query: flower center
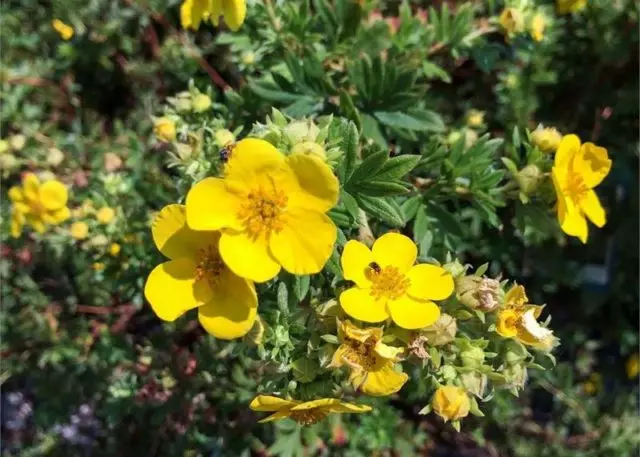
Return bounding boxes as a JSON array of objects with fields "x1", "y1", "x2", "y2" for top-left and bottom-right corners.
[
  {"x1": 344, "y1": 339, "x2": 378, "y2": 370},
  {"x1": 565, "y1": 170, "x2": 589, "y2": 202},
  {"x1": 289, "y1": 408, "x2": 328, "y2": 426},
  {"x1": 194, "y1": 246, "x2": 225, "y2": 284},
  {"x1": 237, "y1": 187, "x2": 288, "y2": 239},
  {"x1": 366, "y1": 264, "x2": 410, "y2": 301}
]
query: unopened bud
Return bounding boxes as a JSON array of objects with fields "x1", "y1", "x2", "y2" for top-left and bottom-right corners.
[
  {"x1": 214, "y1": 129, "x2": 235, "y2": 147},
  {"x1": 530, "y1": 126, "x2": 561, "y2": 153},
  {"x1": 422, "y1": 313, "x2": 457, "y2": 346},
  {"x1": 515, "y1": 164, "x2": 542, "y2": 195},
  {"x1": 192, "y1": 93, "x2": 212, "y2": 113},
  {"x1": 291, "y1": 141, "x2": 326, "y2": 159},
  {"x1": 460, "y1": 346, "x2": 485, "y2": 369},
  {"x1": 284, "y1": 120, "x2": 319, "y2": 144}
]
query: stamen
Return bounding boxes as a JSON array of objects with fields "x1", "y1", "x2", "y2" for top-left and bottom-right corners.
[
  {"x1": 237, "y1": 187, "x2": 288, "y2": 239},
  {"x1": 367, "y1": 265, "x2": 410, "y2": 301},
  {"x1": 343, "y1": 339, "x2": 378, "y2": 370},
  {"x1": 194, "y1": 246, "x2": 225, "y2": 285},
  {"x1": 289, "y1": 408, "x2": 328, "y2": 425},
  {"x1": 565, "y1": 171, "x2": 589, "y2": 202}
]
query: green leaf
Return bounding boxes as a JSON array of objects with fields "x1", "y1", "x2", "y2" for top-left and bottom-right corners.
[
  {"x1": 374, "y1": 155, "x2": 421, "y2": 181},
  {"x1": 340, "y1": 190, "x2": 359, "y2": 220},
  {"x1": 293, "y1": 275, "x2": 310, "y2": 302},
  {"x1": 374, "y1": 111, "x2": 434, "y2": 131},
  {"x1": 422, "y1": 61, "x2": 451, "y2": 83},
  {"x1": 401, "y1": 196, "x2": 422, "y2": 222},
  {"x1": 291, "y1": 358, "x2": 320, "y2": 383},
  {"x1": 352, "y1": 180, "x2": 410, "y2": 197},
  {"x1": 248, "y1": 81, "x2": 301, "y2": 103},
  {"x1": 339, "y1": 120, "x2": 359, "y2": 182},
  {"x1": 338, "y1": 89, "x2": 361, "y2": 131},
  {"x1": 277, "y1": 282, "x2": 289, "y2": 315},
  {"x1": 347, "y1": 150, "x2": 388, "y2": 186},
  {"x1": 355, "y1": 195, "x2": 404, "y2": 227},
  {"x1": 361, "y1": 113, "x2": 387, "y2": 148}
]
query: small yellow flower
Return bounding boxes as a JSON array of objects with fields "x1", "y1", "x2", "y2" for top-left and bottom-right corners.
[
  {"x1": 530, "y1": 13, "x2": 545, "y2": 42},
  {"x1": 70, "y1": 222, "x2": 89, "y2": 240},
  {"x1": 557, "y1": 0, "x2": 587, "y2": 15},
  {"x1": 52, "y1": 19, "x2": 74, "y2": 40},
  {"x1": 9, "y1": 134, "x2": 26, "y2": 151},
  {"x1": 531, "y1": 126, "x2": 562, "y2": 153},
  {"x1": 109, "y1": 243, "x2": 121, "y2": 256},
  {"x1": 552, "y1": 135, "x2": 611, "y2": 243},
  {"x1": 499, "y1": 8, "x2": 524, "y2": 36},
  {"x1": 144, "y1": 204, "x2": 258, "y2": 339},
  {"x1": 8, "y1": 173, "x2": 70, "y2": 237},
  {"x1": 154, "y1": 117, "x2": 176, "y2": 142},
  {"x1": 180, "y1": 0, "x2": 246, "y2": 32},
  {"x1": 432, "y1": 386, "x2": 470, "y2": 422},
  {"x1": 241, "y1": 51, "x2": 256, "y2": 65},
  {"x1": 46, "y1": 147, "x2": 65, "y2": 167},
  {"x1": 186, "y1": 138, "x2": 339, "y2": 282},
  {"x1": 626, "y1": 354, "x2": 639, "y2": 379},
  {"x1": 465, "y1": 110, "x2": 485, "y2": 128},
  {"x1": 92, "y1": 262, "x2": 105, "y2": 271},
  {"x1": 339, "y1": 233, "x2": 454, "y2": 329},
  {"x1": 192, "y1": 93, "x2": 212, "y2": 113},
  {"x1": 96, "y1": 207, "x2": 116, "y2": 224},
  {"x1": 249, "y1": 395, "x2": 371, "y2": 425},
  {"x1": 330, "y1": 320, "x2": 408, "y2": 396}
]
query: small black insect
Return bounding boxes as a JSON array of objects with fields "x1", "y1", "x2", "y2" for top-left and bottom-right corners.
[
  {"x1": 368, "y1": 262, "x2": 381, "y2": 274},
  {"x1": 219, "y1": 144, "x2": 234, "y2": 162}
]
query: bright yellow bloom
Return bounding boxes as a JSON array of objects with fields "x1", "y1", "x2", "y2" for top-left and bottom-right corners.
[
  {"x1": 8, "y1": 173, "x2": 70, "y2": 237},
  {"x1": 180, "y1": 0, "x2": 246, "y2": 31},
  {"x1": 144, "y1": 204, "x2": 258, "y2": 339},
  {"x1": 52, "y1": 19, "x2": 74, "y2": 40},
  {"x1": 330, "y1": 320, "x2": 408, "y2": 396},
  {"x1": 96, "y1": 207, "x2": 116, "y2": 224},
  {"x1": 626, "y1": 354, "x2": 639, "y2": 379},
  {"x1": 432, "y1": 386, "x2": 470, "y2": 422},
  {"x1": 249, "y1": 395, "x2": 371, "y2": 425},
  {"x1": 465, "y1": 110, "x2": 485, "y2": 128},
  {"x1": 496, "y1": 285, "x2": 556, "y2": 350},
  {"x1": 531, "y1": 126, "x2": 562, "y2": 153},
  {"x1": 499, "y1": 8, "x2": 524, "y2": 36},
  {"x1": 530, "y1": 13, "x2": 545, "y2": 42},
  {"x1": 552, "y1": 135, "x2": 611, "y2": 243},
  {"x1": 186, "y1": 138, "x2": 339, "y2": 282},
  {"x1": 109, "y1": 243, "x2": 121, "y2": 256},
  {"x1": 339, "y1": 233, "x2": 453, "y2": 329},
  {"x1": 92, "y1": 262, "x2": 105, "y2": 271},
  {"x1": 557, "y1": 0, "x2": 587, "y2": 15},
  {"x1": 70, "y1": 221, "x2": 89, "y2": 240},
  {"x1": 154, "y1": 117, "x2": 176, "y2": 142}
]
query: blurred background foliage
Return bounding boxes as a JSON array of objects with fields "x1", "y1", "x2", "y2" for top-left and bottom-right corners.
[{"x1": 1, "y1": 0, "x2": 638, "y2": 456}]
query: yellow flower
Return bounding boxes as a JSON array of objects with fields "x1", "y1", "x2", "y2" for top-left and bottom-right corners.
[
  {"x1": 249, "y1": 395, "x2": 371, "y2": 425},
  {"x1": 154, "y1": 117, "x2": 176, "y2": 142},
  {"x1": 432, "y1": 386, "x2": 470, "y2": 422},
  {"x1": 339, "y1": 233, "x2": 454, "y2": 329},
  {"x1": 192, "y1": 93, "x2": 212, "y2": 113},
  {"x1": 552, "y1": 135, "x2": 611, "y2": 243},
  {"x1": 92, "y1": 262, "x2": 105, "y2": 271},
  {"x1": 109, "y1": 243, "x2": 121, "y2": 256},
  {"x1": 531, "y1": 126, "x2": 562, "y2": 153},
  {"x1": 626, "y1": 354, "x2": 639, "y2": 379},
  {"x1": 186, "y1": 138, "x2": 339, "y2": 282},
  {"x1": 8, "y1": 173, "x2": 70, "y2": 237},
  {"x1": 96, "y1": 207, "x2": 116, "y2": 224},
  {"x1": 52, "y1": 19, "x2": 74, "y2": 40},
  {"x1": 557, "y1": 0, "x2": 587, "y2": 15},
  {"x1": 70, "y1": 222, "x2": 89, "y2": 240},
  {"x1": 329, "y1": 320, "x2": 408, "y2": 396},
  {"x1": 499, "y1": 8, "x2": 524, "y2": 36},
  {"x1": 465, "y1": 110, "x2": 485, "y2": 128},
  {"x1": 180, "y1": 0, "x2": 246, "y2": 32},
  {"x1": 530, "y1": 13, "x2": 545, "y2": 42},
  {"x1": 144, "y1": 204, "x2": 258, "y2": 339}
]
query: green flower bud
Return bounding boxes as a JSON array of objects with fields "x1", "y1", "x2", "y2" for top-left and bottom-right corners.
[
  {"x1": 422, "y1": 313, "x2": 457, "y2": 346},
  {"x1": 443, "y1": 259, "x2": 467, "y2": 278},
  {"x1": 460, "y1": 346, "x2": 485, "y2": 369},
  {"x1": 501, "y1": 363, "x2": 528, "y2": 389},
  {"x1": 192, "y1": 93, "x2": 212, "y2": 113},
  {"x1": 516, "y1": 164, "x2": 542, "y2": 195},
  {"x1": 284, "y1": 120, "x2": 319, "y2": 144},
  {"x1": 214, "y1": 129, "x2": 235, "y2": 147},
  {"x1": 291, "y1": 141, "x2": 326, "y2": 160},
  {"x1": 461, "y1": 372, "x2": 487, "y2": 398}
]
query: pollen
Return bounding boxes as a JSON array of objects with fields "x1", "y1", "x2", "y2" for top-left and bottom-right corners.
[
  {"x1": 289, "y1": 408, "x2": 328, "y2": 425},
  {"x1": 237, "y1": 187, "x2": 288, "y2": 239},
  {"x1": 343, "y1": 339, "x2": 378, "y2": 371},
  {"x1": 367, "y1": 265, "x2": 411, "y2": 301},
  {"x1": 565, "y1": 170, "x2": 589, "y2": 202},
  {"x1": 194, "y1": 246, "x2": 225, "y2": 284}
]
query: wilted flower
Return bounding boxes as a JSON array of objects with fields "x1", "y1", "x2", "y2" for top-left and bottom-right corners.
[
  {"x1": 249, "y1": 395, "x2": 371, "y2": 425},
  {"x1": 70, "y1": 222, "x2": 89, "y2": 240},
  {"x1": 432, "y1": 386, "x2": 470, "y2": 422},
  {"x1": 456, "y1": 275, "x2": 501, "y2": 312},
  {"x1": 422, "y1": 313, "x2": 457, "y2": 346},
  {"x1": 181, "y1": 0, "x2": 246, "y2": 31},
  {"x1": 531, "y1": 126, "x2": 562, "y2": 153},
  {"x1": 154, "y1": 117, "x2": 176, "y2": 143},
  {"x1": 52, "y1": 19, "x2": 74, "y2": 40}
]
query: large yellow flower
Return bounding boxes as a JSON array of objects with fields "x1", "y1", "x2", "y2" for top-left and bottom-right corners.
[
  {"x1": 180, "y1": 0, "x2": 246, "y2": 31},
  {"x1": 186, "y1": 138, "x2": 339, "y2": 283},
  {"x1": 552, "y1": 134, "x2": 611, "y2": 243},
  {"x1": 557, "y1": 0, "x2": 587, "y2": 15},
  {"x1": 329, "y1": 320, "x2": 408, "y2": 396},
  {"x1": 339, "y1": 233, "x2": 454, "y2": 329},
  {"x1": 144, "y1": 204, "x2": 257, "y2": 339},
  {"x1": 9, "y1": 173, "x2": 70, "y2": 237},
  {"x1": 249, "y1": 395, "x2": 371, "y2": 425}
]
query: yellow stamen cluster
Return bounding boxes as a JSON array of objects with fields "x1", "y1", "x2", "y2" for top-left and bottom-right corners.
[
  {"x1": 367, "y1": 265, "x2": 410, "y2": 301},
  {"x1": 289, "y1": 408, "x2": 328, "y2": 425},
  {"x1": 237, "y1": 187, "x2": 288, "y2": 238},
  {"x1": 194, "y1": 246, "x2": 225, "y2": 284},
  {"x1": 344, "y1": 339, "x2": 377, "y2": 370},
  {"x1": 565, "y1": 171, "x2": 589, "y2": 203}
]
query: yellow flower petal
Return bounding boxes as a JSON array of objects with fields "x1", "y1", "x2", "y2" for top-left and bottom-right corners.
[
  {"x1": 580, "y1": 189, "x2": 606, "y2": 228},
  {"x1": 221, "y1": 0, "x2": 246, "y2": 31},
  {"x1": 340, "y1": 320, "x2": 382, "y2": 343},
  {"x1": 180, "y1": 0, "x2": 211, "y2": 30},
  {"x1": 291, "y1": 399, "x2": 338, "y2": 411},
  {"x1": 22, "y1": 173, "x2": 40, "y2": 201},
  {"x1": 341, "y1": 240, "x2": 374, "y2": 288},
  {"x1": 38, "y1": 180, "x2": 68, "y2": 211},
  {"x1": 339, "y1": 287, "x2": 389, "y2": 323},
  {"x1": 374, "y1": 341, "x2": 404, "y2": 361},
  {"x1": 285, "y1": 154, "x2": 339, "y2": 213},
  {"x1": 357, "y1": 363, "x2": 408, "y2": 397},
  {"x1": 144, "y1": 258, "x2": 212, "y2": 321},
  {"x1": 574, "y1": 143, "x2": 611, "y2": 188},
  {"x1": 329, "y1": 344, "x2": 351, "y2": 368},
  {"x1": 554, "y1": 134, "x2": 581, "y2": 169},
  {"x1": 185, "y1": 178, "x2": 243, "y2": 231},
  {"x1": 223, "y1": 138, "x2": 285, "y2": 180},
  {"x1": 219, "y1": 231, "x2": 281, "y2": 282},
  {"x1": 269, "y1": 209, "x2": 337, "y2": 275},
  {"x1": 372, "y1": 232, "x2": 416, "y2": 272},
  {"x1": 49, "y1": 206, "x2": 70, "y2": 223},
  {"x1": 505, "y1": 284, "x2": 528, "y2": 307},
  {"x1": 325, "y1": 401, "x2": 372, "y2": 414},
  {"x1": 198, "y1": 270, "x2": 257, "y2": 340},
  {"x1": 10, "y1": 213, "x2": 23, "y2": 238},
  {"x1": 152, "y1": 204, "x2": 219, "y2": 259},
  {"x1": 258, "y1": 410, "x2": 293, "y2": 423},
  {"x1": 249, "y1": 395, "x2": 298, "y2": 412},
  {"x1": 407, "y1": 264, "x2": 454, "y2": 301},
  {"x1": 559, "y1": 194, "x2": 588, "y2": 243},
  {"x1": 388, "y1": 295, "x2": 440, "y2": 329},
  {"x1": 496, "y1": 309, "x2": 519, "y2": 338},
  {"x1": 30, "y1": 218, "x2": 46, "y2": 234},
  {"x1": 8, "y1": 186, "x2": 23, "y2": 203}
]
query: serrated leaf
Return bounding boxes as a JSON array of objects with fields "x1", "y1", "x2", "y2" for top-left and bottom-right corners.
[
  {"x1": 374, "y1": 155, "x2": 421, "y2": 181},
  {"x1": 374, "y1": 111, "x2": 431, "y2": 131},
  {"x1": 340, "y1": 190, "x2": 359, "y2": 220},
  {"x1": 293, "y1": 275, "x2": 310, "y2": 302},
  {"x1": 347, "y1": 150, "x2": 388, "y2": 186},
  {"x1": 291, "y1": 358, "x2": 320, "y2": 383},
  {"x1": 352, "y1": 180, "x2": 410, "y2": 196},
  {"x1": 339, "y1": 120, "x2": 359, "y2": 182},
  {"x1": 354, "y1": 194, "x2": 404, "y2": 227}
]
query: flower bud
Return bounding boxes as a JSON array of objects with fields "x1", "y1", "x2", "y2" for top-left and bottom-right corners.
[
  {"x1": 89, "y1": 234, "x2": 109, "y2": 247},
  {"x1": 456, "y1": 276, "x2": 501, "y2": 312},
  {"x1": 192, "y1": 93, "x2": 212, "y2": 113},
  {"x1": 154, "y1": 117, "x2": 176, "y2": 142},
  {"x1": 291, "y1": 141, "x2": 326, "y2": 160},
  {"x1": 284, "y1": 120, "x2": 319, "y2": 144},
  {"x1": 70, "y1": 222, "x2": 89, "y2": 240},
  {"x1": 241, "y1": 51, "x2": 256, "y2": 66},
  {"x1": 422, "y1": 313, "x2": 457, "y2": 346},
  {"x1": 432, "y1": 385, "x2": 470, "y2": 422},
  {"x1": 465, "y1": 110, "x2": 485, "y2": 128},
  {"x1": 47, "y1": 147, "x2": 65, "y2": 167},
  {"x1": 9, "y1": 134, "x2": 26, "y2": 151},
  {"x1": 214, "y1": 129, "x2": 235, "y2": 147},
  {"x1": 460, "y1": 346, "x2": 485, "y2": 369},
  {"x1": 531, "y1": 126, "x2": 562, "y2": 153},
  {"x1": 501, "y1": 363, "x2": 528, "y2": 389},
  {"x1": 173, "y1": 92, "x2": 192, "y2": 112},
  {"x1": 515, "y1": 164, "x2": 542, "y2": 195},
  {"x1": 460, "y1": 372, "x2": 487, "y2": 398}
]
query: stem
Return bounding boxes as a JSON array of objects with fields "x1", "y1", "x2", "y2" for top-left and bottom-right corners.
[
  {"x1": 357, "y1": 209, "x2": 374, "y2": 246},
  {"x1": 264, "y1": 0, "x2": 281, "y2": 32}
]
